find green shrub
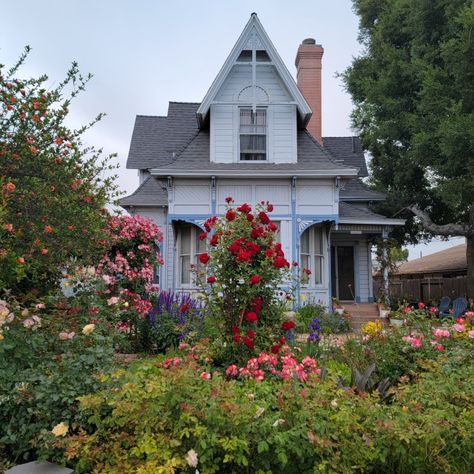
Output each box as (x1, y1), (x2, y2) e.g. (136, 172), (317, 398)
(0, 296), (115, 464)
(64, 349), (474, 473)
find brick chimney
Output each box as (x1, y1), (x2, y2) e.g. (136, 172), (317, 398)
(295, 38), (324, 144)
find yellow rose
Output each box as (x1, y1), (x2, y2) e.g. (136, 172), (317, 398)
(82, 323), (95, 335)
(51, 422), (68, 437)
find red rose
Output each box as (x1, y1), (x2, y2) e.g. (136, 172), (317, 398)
(243, 337), (255, 349)
(250, 227), (264, 239)
(271, 344), (280, 354)
(258, 211), (270, 224)
(244, 311), (258, 323)
(268, 222), (277, 232)
(199, 253), (210, 264)
(180, 303), (190, 313)
(233, 335), (241, 343)
(249, 275), (261, 285)
(225, 196), (233, 203)
(232, 325), (240, 335)
(267, 203), (274, 212)
(273, 257), (289, 268)
(246, 330), (255, 338)
(247, 213), (254, 221)
(282, 321), (296, 331)
(265, 248), (274, 259)
(207, 275), (216, 284)
(278, 337), (286, 345)
(236, 249), (252, 262)
(210, 233), (220, 246)
(199, 232), (208, 240)
(251, 297), (263, 313)
(237, 203), (252, 214)
(245, 241), (260, 255)
(226, 209), (236, 221)
(4, 182), (15, 193)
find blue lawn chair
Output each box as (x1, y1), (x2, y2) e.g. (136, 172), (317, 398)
(438, 296), (451, 317)
(452, 297), (468, 318)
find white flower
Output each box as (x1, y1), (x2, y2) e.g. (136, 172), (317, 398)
(255, 406), (265, 418)
(238, 278), (244, 284)
(186, 449), (198, 468)
(272, 419), (285, 427)
(331, 399), (338, 408)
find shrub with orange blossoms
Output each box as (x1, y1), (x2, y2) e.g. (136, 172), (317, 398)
(0, 47), (120, 296)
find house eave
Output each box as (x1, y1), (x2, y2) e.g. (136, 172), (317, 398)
(150, 168), (359, 178)
(339, 218), (405, 226)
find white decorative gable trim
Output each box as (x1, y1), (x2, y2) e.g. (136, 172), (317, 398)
(196, 13), (312, 128)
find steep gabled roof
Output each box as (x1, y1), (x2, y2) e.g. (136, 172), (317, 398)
(196, 13), (312, 128)
(323, 136), (368, 177)
(119, 176), (168, 208)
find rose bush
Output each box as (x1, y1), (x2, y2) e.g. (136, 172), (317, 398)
(197, 199), (292, 365)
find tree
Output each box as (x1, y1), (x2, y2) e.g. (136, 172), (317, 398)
(343, 0), (474, 296)
(0, 47), (120, 297)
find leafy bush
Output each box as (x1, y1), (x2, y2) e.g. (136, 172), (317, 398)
(143, 291), (204, 353)
(0, 296), (115, 464)
(64, 349), (474, 473)
(297, 304), (351, 334)
(0, 48), (119, 297)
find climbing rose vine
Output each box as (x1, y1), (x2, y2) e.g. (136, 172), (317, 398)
(196, 199), (291, 365)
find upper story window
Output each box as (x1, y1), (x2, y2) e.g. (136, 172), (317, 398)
(239, 108), (267, 161)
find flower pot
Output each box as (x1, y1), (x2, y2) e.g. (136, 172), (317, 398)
(390, 319), (404, 328)
(334, 308), (344, 316)
(379, 309), (390, 319)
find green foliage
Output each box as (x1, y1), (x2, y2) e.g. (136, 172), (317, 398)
(297, 304), (351, 334)
(0, 47), (120, 297)
(64, 348), (474, 473)
(0, 295), (116, 464)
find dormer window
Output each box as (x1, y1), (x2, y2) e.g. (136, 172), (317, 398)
(240, 108), (267, 161)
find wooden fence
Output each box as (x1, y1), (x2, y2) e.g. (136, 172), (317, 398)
(373, 276), (469, 302)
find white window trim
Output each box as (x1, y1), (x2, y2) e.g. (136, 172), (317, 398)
(176, 224), (206, 289)
(238, 107), (268, 162)
(300, 225), (326, 288)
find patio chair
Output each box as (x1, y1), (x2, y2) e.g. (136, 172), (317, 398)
(452, 297), (468, 318)
(438, 296), (451, 317)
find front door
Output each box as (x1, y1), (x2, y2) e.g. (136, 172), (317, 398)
(331, 246), (355, 301)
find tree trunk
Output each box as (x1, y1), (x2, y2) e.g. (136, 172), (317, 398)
(467, 206), (474, 299)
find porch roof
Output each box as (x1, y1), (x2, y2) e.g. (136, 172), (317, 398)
(339, 202), (404, 226)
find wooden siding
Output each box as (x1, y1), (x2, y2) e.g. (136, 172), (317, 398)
(170, 180), (211, 214)
(296, 180), (335, 215)
(211, 64), (296, 163)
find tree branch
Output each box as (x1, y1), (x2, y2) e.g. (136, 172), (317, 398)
(408, 205), (472, 237)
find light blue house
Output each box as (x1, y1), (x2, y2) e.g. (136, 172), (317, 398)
(120, 14), (403, 307)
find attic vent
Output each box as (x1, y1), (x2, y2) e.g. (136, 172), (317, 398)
(237, 50), (271, 62)
(237, 50), (252, 62)
(256, 50), (270, 62)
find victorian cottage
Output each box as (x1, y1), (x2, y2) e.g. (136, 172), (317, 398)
(120, 14), (403, 307)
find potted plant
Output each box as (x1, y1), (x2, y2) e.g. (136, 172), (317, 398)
(332, 297), (344, 315)
(376, 297), (390, 319)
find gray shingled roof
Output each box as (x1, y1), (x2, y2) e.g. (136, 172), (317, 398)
(339, 202), (390, 221)
(126, 102), (200, 169)
(119, 177), (168, 207)
(150, 129), (356, 173)
(323, 136), (368, 177)
(340, 179), (386, 201)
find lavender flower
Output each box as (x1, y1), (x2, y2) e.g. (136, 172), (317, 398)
(307, 317), (321, 343)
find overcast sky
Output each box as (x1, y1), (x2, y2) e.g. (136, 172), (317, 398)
(1, 0), (464, 260)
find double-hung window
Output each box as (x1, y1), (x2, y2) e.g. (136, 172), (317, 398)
(178, 224), (206, 286)
(300, 226), (324, 286)
(239, 108), (267, 161)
